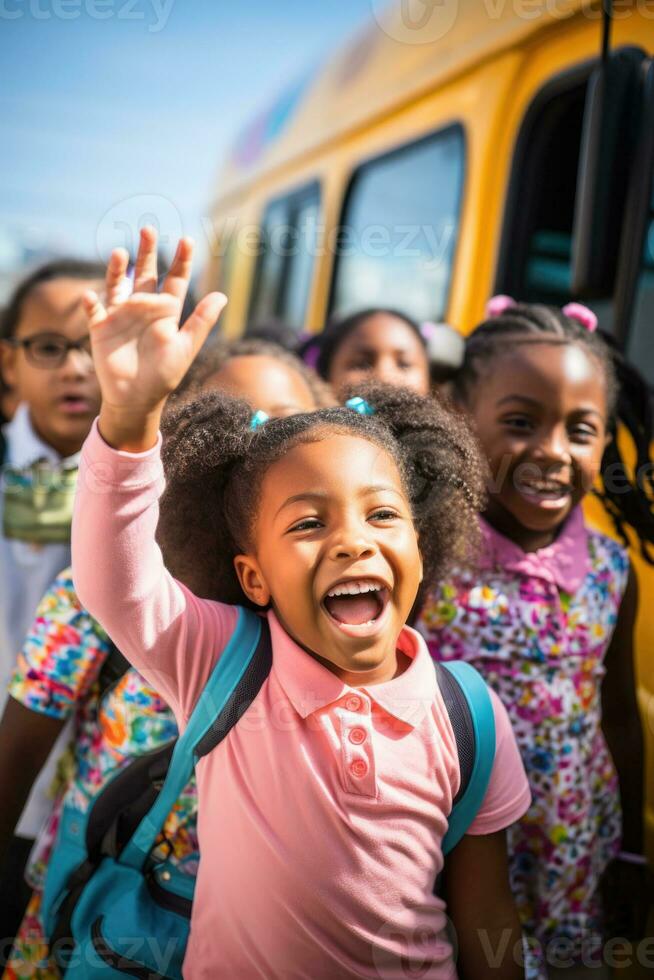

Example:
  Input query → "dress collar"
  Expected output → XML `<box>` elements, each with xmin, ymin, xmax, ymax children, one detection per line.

<box><xmin>478</xmin><ymin>507</ymin><xmax>590</xmax><ymax>593</ymax></box>
<box><xmin>268</xmin><ymin>610</ymin><xmax>436</xmax><ymax>727</ymax></box>
<box><xmin>3</xmin><ymin>403</ymin><xmax>81</xmax><ymax>469</ymax></box>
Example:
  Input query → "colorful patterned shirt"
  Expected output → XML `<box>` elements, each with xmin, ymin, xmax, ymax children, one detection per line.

<box><xmin>417</xmin><ymin>507</ymin><xmax>630</xmax><ymax>979</ymax></box>
<box><xmin>8</xmin><ymin>568</ymin><xmax>198</xmax><ymax>892</ymax></box>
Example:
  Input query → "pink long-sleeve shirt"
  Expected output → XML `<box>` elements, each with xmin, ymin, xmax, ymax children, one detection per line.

<box><xmin>72</xmin><ymin>421</ymin><xmax>530</xmax><ymax>979</ymax></box>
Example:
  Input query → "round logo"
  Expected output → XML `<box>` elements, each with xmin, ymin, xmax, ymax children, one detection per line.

<box><xmin>371</xmin><ymin>905</ymin><xmax>458</xmax><ymax>977</ymax></box>
<box><xmin>369</xmin><ymin>0</ymin><xmax>461</xmax><ymax>46</ymax></box>
<box><xmin>95</xmin><ymin>193</ymin><xmax>183</xmax><ymax>261</ymax></box>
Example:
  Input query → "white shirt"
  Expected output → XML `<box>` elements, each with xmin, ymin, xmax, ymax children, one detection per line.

<box><xmin>1</xmin><ymin>403</ymin><xmax>76</xmax><ymax>838</ymax></box>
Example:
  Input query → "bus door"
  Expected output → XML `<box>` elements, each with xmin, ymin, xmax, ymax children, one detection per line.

<box><xmin>495</xmin><ymin>46</ymin><xmax>654</xmax><ymax>851</ymax></box>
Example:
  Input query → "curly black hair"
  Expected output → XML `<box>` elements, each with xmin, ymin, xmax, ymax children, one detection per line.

<box><xmin>170</xmin><ymin>337</ymin><xmax>334</xmax><ymax>409</ymax></box>
<box><xmin>157</xmin><ymin>382</ymin><xmax>487</xmax><ymax>607</ymax></box>
<box><xmin>453</xmin><ymin>302</ymin><xmax>654</xmax><ymax>562</ymax></box>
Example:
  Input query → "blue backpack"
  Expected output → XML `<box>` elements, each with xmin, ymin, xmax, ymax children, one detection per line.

<box><xmin>42</xmin><ymin>607</ymin><xmax>495</xmax><ymax>979</ymax></box>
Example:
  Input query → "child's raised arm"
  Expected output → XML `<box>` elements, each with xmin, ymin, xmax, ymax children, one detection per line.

<box><xmin>73</xmin><ymin>230</ymin><xmax>235</xmax><ymax>725</ymax></box>
<box><xmin>84</xmin><ymin>228</ymin><xmax>226</xmax><ymax>453</ymax></box>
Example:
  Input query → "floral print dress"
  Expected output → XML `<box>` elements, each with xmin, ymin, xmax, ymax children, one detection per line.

<box><xmin>4</xmin><ymin>569</ymin><xmax>198</xmax><ymax>979</ymax></box>
<box><xmin>417</xmin><ymin>507</ymin><xmax>629</xmax><ymax>979</ymax></box>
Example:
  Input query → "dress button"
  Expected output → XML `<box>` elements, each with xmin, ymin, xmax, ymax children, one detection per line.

<box><xmin>345</xmin><ymin>695</ymin><xmax>362</xmax><ymax>712</ymax></box>
<box><xmin>351</xmin><ymin>759</ymin><xmax>368</xmax><ymax>778</ymax></box>
<box><xmin>349</xmin><ymin>728</ymin><xmax>366</xmax><ymax>745</ymax></box>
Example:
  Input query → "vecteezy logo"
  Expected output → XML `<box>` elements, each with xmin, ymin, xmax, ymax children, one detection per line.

<box><xmin>95</xmin><ymin>194</ymin><xmax>183</xmax><ymax>261</ymax></box>
<box><xmin>371</xmin><ymin>906</ymin><xmax>458</xmax><ymax>977</ymax></box>
<box><xmin>370</xmin><ymin>0</ymin><xmax>459</xmax><ymax>45</ymax></box>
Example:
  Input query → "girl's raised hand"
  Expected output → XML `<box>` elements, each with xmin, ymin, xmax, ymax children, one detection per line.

<box><xmin>85</xmin><ymin>227</ymin><xmax>227</xmax><ymax>452</ymax></box>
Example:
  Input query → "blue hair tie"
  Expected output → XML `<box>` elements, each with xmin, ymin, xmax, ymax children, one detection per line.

<box><xmin>345</xmin><ymin>396</ymin><xmax>375</xmax><ymax>416</ymax></box>
<box><xmin>250</xmin><ymin>409</ymin><xmax>270</xmax><ymax>430</ymax></box>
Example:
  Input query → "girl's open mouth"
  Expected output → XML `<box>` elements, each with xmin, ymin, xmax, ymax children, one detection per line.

<box><xmin>516</xmin><ymin>477</ymin><xmax>572</xmax><ymax>509</ymax></box>
<box><xmin>321</xmin><ymin>579</ymin><xmax>391</xmax><ymax>637</ymax></box>
<box><xmin>58</xmin><ymin>394</ymin><xmax>93</xmax><ymax>415</ymax></box>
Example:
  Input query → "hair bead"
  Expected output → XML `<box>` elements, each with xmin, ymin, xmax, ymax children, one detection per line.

<box><xmin>250</xmin><ymin>410</ymin><xmax>270</xmax><ymax>430</ymax></box>
<box><xmin>485</xmin><ymin>295</ymin><xmax>517</xmax><ymax>318</ymax></box>
<box><xmin>562</xmin><ymin>302</ymin><xmax>598</xmax><ymax>333</ymax></box>
<box><xmin>345</xmin><ymin>396</ymin><xmax>376</xmax><ymax>416</ymax></box>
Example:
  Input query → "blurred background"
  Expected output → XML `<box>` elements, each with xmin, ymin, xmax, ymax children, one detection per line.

<box><xmin>0</xmin><ymin>0</ymin><xmax>372</xmax><ymax>296</ymax></box>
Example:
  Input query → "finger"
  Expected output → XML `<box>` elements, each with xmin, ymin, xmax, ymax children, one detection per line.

<box><xmin>82</xmin><ymin>290</ymin><xmax>108</xmax><ymax>330</ymax></box>
<box><xmin>161</xmin><ymin>237</ymin><xmax>194</xmax><ymax>304</ymax></box>
<box><xmin>103</xmin><ymin>248</ymin><xmax>130</xmax><ymax>309</ymax></box>
<box><xmin>116</xmin><ymin>291</ymin><xmax>180</xmax><ymax>322</ymax></box>
<box><xmin>179</xmin><ymin>292</ymin><xmax>227</xmax><ymax>355</ymax></box>
<box><xmin>132</xmin><ymin>226</ymin><xmax>159</xmax><ymax>293</ymax></box>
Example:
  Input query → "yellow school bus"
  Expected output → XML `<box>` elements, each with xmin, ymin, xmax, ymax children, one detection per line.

<box><xmin>203</xmin><ymin>0</ymin><xmax>654</xmax><ymax>855</ymax></box>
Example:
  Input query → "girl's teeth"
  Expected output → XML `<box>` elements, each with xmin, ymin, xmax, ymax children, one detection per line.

<box><xmin>522</xmin><ymin>481</ymin><xmax>568</xmax><ymax>493</ymax></box>
<box><xmin>327</xmin><ymin>581</ymin><xmax>381</xmax><ymax>597</ymax></box>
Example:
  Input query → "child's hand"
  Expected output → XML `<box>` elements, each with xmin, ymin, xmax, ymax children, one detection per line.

<box><xmin>84</xmin><ymin>227</ymin><xmax>227</xmax><ymax>451</ymax></box>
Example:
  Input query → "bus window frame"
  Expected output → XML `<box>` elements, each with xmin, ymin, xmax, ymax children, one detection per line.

<box><xmin>614</xmin><ymin>58</ymin><xmax>654</xmax><ymax>347</ymax></box>
<box><xmin>327</xmin><ymin>121</ymin><xmax>467</xmax><ymax>323</ymax></box>
<box><xmin>248</xmin><ymin>179</ymin><xmax>321</xmax><ymax>330</ymax></box>
<box><xmin>218</xmin><ymin>232</ymin><xmax>237</xmax><ymax>297</ymax></box>
<box><xmin>494</xmin><ymin>58</ymin><xmax>596</xmax><ymax>302</ymax></box>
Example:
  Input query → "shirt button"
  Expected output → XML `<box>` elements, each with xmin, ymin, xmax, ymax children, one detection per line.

<box><xmin>349</xmin><ymin>728</ymin><xmax>366</xmax><ymax>745</ymax></box>
<box><xmin>351</xmin><ymin>760</ymin><xmax>368</xmax><ymax>778</ymax></box>
<box><xmin>345</xmin><ymin>695</ymin><xmax>362</xmax><ymax>712</ymax></box>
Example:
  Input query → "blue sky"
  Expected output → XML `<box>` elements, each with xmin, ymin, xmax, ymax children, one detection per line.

<box><xmin>0</xmin><ymin>0</ymin><xmax>373</xmax><ymax>275</ymax></box>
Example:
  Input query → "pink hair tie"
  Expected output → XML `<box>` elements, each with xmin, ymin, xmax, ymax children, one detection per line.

<box><xmin>562</xmin><ymin>302</ymin><xmax>598</xmax><ymax>333</ymax></box>
<box><xmin>485</xmin><ymin>294</ymin><xmax>517</xmax><ymax>318</ymax></box>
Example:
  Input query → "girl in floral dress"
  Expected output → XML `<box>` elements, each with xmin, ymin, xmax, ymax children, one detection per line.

<box><xmin>417</xmin><ymin>298</ymin><xmax>651</xmax><ymax>979</ymax></box>
<box><xmin>0</xmin><ymin>569</ymin><xmax>198</xmax><ymax>980</ymax></box>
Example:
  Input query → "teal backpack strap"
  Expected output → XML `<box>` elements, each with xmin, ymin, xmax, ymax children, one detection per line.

<box><xmin>120</xmin><ymin>608</ymin><xmax>270</xmax><ymax>870</ymax></box>
<box><xmin>438</xmin><ymin>660</ymin><xmax>496</xmax><ymax>855</ymax></box>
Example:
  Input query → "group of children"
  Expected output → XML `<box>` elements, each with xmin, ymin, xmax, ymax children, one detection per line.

<box><xmin>0</xmin><ymin>226</ymin><xmax>651</xmax><ymax>979</ymax></box>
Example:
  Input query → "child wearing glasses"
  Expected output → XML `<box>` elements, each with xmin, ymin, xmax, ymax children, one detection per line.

<box><xmin>0</xmin><ymin>259</ymin><xmax>103</xmax><ymax>941</ymax></box>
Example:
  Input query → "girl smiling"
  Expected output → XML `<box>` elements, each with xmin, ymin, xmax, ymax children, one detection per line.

<box><xmin>72</xmin><ymin>231</ymin><xmax>530</xmax><ymax>979</ymax></box>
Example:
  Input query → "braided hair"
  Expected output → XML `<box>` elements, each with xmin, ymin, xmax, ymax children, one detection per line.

<box><xmin>454</xmin><ymin>302</ymin><xmax>654</xmax><ymax>563</ymax></box>
<box><xmin>157</xmin><ymin>382</ymin><xmax>487</xmax><ymax>605</ymax></box>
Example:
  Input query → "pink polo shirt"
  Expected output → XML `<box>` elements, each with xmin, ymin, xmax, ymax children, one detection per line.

<box><xmin>72</xmin><ymin>422</ymin><xmax>530</xmax><ymax>979</ymax></box>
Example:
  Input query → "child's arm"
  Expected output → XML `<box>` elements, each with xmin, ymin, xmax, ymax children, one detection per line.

<box><xmin>73</xmin><ymin>229</ymin><xmax>232</xmax><ymax>722</ymax></box>
<box><xmin>446</xmin><ymin>687</ymin><xmax>530</xmax><ymax>979</ymax></box>
<box><xmin>601</xmin><ymin>563</ymin><xmax>648</xmax><ymax>937</ymax></box>
<box><xmin>444</xmin><ymin>831</ymin><xmax>524</xmax><ymax>980</ymax></box>
<box><xmin>0</xmin><ymin>699</ymin><xmax>64</xmax><ymax>867</ymax></box>
<box><xmin>0</xmin><ymin>570</ymin><xmax>111</xmax><ymax>866</ymax></box>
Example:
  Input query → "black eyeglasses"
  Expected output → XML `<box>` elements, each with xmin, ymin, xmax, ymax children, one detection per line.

<box><xmin>6</xmin><ymin>333</ymin><xmax>93</xmax><ymax>369</ymax></box>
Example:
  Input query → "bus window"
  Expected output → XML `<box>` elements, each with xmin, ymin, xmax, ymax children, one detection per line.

<box><xmin>626</xmin><ymin>175</ymin><xmax>654</xmax><ymax>386</ymax></box>
<box><xmin>498</xmin><ymin>76</ymin><xmax>614</xmax><ymax>332</ymax></box>
<box><xmin>284</xmin><ymin>193</ymin><xmax>319</xmax><ymax>329</ymax></box>
<box><xmin>330</xmin><ymin>126</ymin><xmax>465</xmax><ymax>323</ymax></box>
<box><xmin>248</xmin><ymin>183</ymin><xmax>320</xmax><ymax>331</ymax></box>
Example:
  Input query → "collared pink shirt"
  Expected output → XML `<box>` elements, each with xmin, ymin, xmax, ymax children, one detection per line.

<box><xmin>478</xmin><ymin>508</ymin><xmax>591</xmax><ymax>593</ymax></box>
<box><xmin>73</xmin><ymin>422</ymin><xmax>530</xmax><ymax>979</ymax></box>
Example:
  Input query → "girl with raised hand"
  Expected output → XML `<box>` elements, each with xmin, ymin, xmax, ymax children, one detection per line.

<box><xmin>72</xmin><ymin>229</ymin><xmax>530</xmax><ymax>980</ymax></box>
<box><xmin>417</xmin><ymin>297</ymin><xmax>650</xmax><ymax>979</ymax></box>
<box><xmin>0</xmin><ymin>306</ymin><xmax>335</xmax><ymax>980</ymax></box>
